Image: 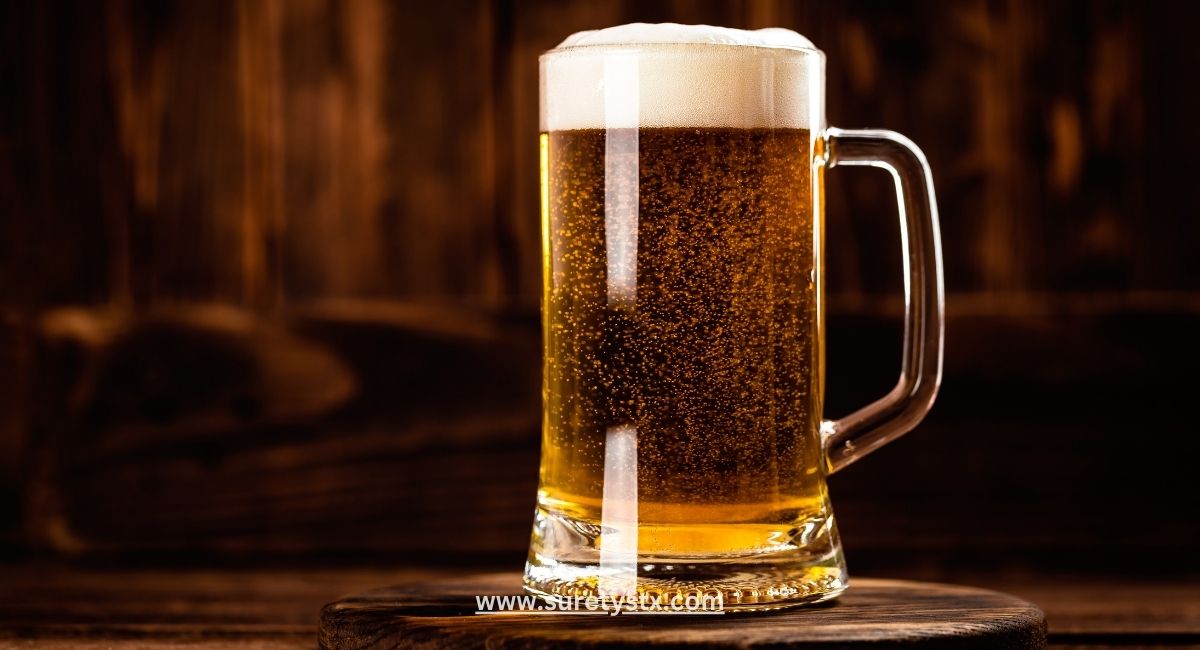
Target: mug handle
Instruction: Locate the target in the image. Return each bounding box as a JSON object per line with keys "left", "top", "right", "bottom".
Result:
{"left": 820, "top": 128, "right": 945, "bottom": 474}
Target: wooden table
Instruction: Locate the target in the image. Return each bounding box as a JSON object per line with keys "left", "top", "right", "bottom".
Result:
{"left": 0, "top": 564, "right": 1196, "bottom": 648}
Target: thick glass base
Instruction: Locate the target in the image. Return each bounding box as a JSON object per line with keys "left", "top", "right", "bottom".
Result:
{"left": 523, "top": 503, "right": 848, "bottom": 611}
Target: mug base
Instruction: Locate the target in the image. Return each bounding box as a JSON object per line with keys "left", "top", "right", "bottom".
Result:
{"left": 524, "top": 561, "right": 847, "bottom": 611}
{"left": 523, "top": 503, "right": 849, "bottom": 611}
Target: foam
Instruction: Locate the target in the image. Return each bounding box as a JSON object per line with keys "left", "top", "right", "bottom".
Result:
{"left": 541, "top": 24, "right": 823, "bottom": 131}
{"left": 556, "top": 24, "right": 816, "bottom": 50}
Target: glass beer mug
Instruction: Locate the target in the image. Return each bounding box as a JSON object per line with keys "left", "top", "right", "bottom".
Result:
{"left": 526, "top": 24, "right": 943, "bottom": 610}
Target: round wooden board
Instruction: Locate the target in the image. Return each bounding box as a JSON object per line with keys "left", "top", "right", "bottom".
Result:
{"left": 319, "top": 573, "right": 1046, "bottom": 649}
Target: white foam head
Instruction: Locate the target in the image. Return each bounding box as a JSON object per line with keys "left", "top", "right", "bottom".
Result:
{"left": 540, "top": 24, "right": 824, "bottom": 131}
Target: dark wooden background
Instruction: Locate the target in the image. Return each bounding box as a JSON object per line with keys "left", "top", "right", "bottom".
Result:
{"left": 1, "top": 0, "right": 1198, "bottom": 579}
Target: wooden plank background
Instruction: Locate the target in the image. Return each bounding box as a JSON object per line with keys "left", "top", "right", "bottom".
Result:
{"left": 4, "top": 0, "right": 1199, "bottom": 307}
{"left": 0, "top": 0, "right": 1197, "bottom": 569}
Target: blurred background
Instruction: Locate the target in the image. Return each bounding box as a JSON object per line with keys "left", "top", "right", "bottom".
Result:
{"left": 0, "top": 0, "right": 1197, "bottom": 580}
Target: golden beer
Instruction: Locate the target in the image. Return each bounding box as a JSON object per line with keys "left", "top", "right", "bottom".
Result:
{"left": 539, "top": 125, "right": 825, "bottom": 542}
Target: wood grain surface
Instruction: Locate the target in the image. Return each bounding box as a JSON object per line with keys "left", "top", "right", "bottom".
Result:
{"left": 318, "top": 573, "right": 1047, "bottom": 649}
{"left": 1, "top": 564, "right": 1196, "bottom": 648}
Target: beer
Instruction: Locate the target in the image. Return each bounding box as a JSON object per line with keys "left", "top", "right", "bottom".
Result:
{"left": 527, "top": 25, "right": 847, "bottom": 608}
{"left": 540, "top": 125, "right": 824, "bottom": 539}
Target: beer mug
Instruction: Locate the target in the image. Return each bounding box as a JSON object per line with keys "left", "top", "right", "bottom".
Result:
{"left": 526, "top": 24, "right": 943, "bottom": 610}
